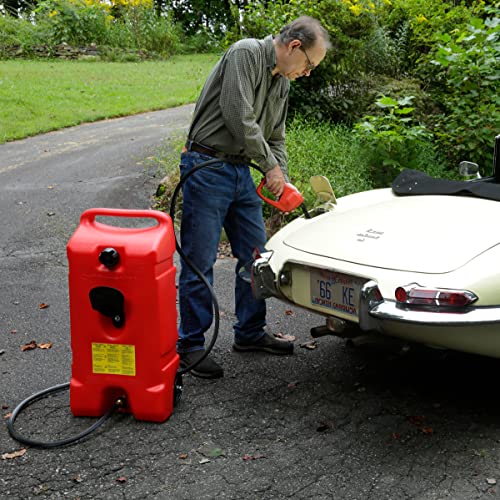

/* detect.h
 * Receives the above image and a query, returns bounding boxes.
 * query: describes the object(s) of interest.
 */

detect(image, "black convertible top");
[392,169,500,202]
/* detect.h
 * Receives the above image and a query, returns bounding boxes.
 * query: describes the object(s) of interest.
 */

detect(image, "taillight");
[395,285,477,308]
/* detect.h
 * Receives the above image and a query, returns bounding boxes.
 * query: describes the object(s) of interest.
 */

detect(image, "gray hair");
[277,16,331,50]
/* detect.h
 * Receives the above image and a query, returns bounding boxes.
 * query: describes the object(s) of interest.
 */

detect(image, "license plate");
[309,268,366,318]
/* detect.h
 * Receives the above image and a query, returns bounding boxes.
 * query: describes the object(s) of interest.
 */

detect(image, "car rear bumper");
[371,299,500,326]
[251,255,500,329]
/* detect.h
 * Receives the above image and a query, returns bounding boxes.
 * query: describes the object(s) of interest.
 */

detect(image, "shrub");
[0,11,48,54]
[380,0,480,74]
[429,7,500,173]
[354,95,449,186]
[34,0,110,46]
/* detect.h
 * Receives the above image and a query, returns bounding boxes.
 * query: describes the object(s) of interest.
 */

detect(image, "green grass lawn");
[0,54,219,142]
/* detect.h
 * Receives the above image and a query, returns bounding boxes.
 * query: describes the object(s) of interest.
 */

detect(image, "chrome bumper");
[371,300,500,326]
[251,256,500,328]
[251,253,279,300]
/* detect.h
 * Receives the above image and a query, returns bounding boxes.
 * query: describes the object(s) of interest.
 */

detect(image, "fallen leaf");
[72,474,83,483]
[274,332,296,342]
[39,303,50,309]
[299,340,318,350]
[2,448,27,460]
[199,458,210,464]
[1,405,8,410]
[420,427,433,435]
[178,453,188,460]
[242,454,265,461]
[116,477,127,483]
[21,340,37,351]
[285,309,295,316]
[10,329,17,334]
[3,413,12,419]
[209,448,224,458]
[287,381,299,389]
[37,342,53,350]
[392,432,401,440]
[407,415,425,425]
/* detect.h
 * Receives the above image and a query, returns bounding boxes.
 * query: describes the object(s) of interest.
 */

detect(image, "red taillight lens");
[395,285,477,308]
[395,287,407,303]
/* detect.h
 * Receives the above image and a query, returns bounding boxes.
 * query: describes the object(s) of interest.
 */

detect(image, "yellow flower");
[416,14,428,23]
[349,4,363,16]
[49,9,58,16]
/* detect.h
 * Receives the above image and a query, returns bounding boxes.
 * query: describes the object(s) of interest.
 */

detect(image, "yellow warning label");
[92,343,136,376]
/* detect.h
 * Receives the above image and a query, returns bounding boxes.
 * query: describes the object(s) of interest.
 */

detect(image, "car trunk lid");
[283,195,499,273]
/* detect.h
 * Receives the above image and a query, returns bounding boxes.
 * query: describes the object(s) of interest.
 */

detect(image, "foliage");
[164,0,235,38]
[1,0,180,57]
[380,0,481,74]
[34,0,111,46]
[0,10,48,52]
[354,95,447,186]
[107,4,179,56]
[429,8,500,173]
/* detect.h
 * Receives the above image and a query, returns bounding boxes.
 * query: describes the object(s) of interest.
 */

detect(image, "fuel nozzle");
[256,179,310,218]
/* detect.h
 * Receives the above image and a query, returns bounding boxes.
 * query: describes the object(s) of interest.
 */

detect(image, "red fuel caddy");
[67,208,179,422]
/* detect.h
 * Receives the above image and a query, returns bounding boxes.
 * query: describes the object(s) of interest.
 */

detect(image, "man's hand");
[265,165,286,197]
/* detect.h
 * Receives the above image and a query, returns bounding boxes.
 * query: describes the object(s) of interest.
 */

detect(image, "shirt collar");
[264,34,276,73]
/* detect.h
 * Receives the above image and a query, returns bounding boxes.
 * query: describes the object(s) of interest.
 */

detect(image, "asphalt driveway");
[2,106,500,499]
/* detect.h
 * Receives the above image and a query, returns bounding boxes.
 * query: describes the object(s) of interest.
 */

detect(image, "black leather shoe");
[179,350,224,379]
[233,332,294,355]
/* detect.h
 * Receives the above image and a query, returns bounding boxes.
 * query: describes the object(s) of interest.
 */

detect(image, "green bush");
[380,0,480,74]
[107,5,179,56]
[1,0,181,57]
[34,0,110,46]
[354,95,449,186]
[429,7,500,173]
[0,11,48,54]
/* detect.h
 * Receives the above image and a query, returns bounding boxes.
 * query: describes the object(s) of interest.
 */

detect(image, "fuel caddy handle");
[79,208,171,228]
[256,179,305,213]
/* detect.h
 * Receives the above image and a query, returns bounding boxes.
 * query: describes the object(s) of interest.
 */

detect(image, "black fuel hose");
[170,158,223,375]
[6,383,125,448]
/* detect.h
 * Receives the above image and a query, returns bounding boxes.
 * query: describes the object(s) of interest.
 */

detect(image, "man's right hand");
[265,165,286,197]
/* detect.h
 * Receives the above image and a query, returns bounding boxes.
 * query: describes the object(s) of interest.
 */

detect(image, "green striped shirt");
[188,35,290,176]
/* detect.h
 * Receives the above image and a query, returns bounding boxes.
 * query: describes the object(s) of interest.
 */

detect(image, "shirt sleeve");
[267,95,289,181]
[219,47,283,173]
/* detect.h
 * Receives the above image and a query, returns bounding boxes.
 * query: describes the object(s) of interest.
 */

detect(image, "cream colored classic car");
[252,136,500,358]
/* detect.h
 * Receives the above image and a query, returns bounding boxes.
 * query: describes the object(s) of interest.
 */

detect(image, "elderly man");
[178,16,331,378]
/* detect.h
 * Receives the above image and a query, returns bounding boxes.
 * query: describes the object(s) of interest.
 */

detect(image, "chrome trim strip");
[370,301,500,326]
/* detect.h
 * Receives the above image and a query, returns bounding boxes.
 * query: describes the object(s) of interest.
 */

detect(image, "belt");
[184,140,249,164]
[185,140,218,157]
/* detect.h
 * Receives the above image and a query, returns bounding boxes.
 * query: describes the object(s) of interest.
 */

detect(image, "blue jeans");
[177,151,267,353]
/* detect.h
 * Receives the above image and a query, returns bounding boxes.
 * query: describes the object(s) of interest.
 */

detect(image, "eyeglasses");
[299,46,315,72]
